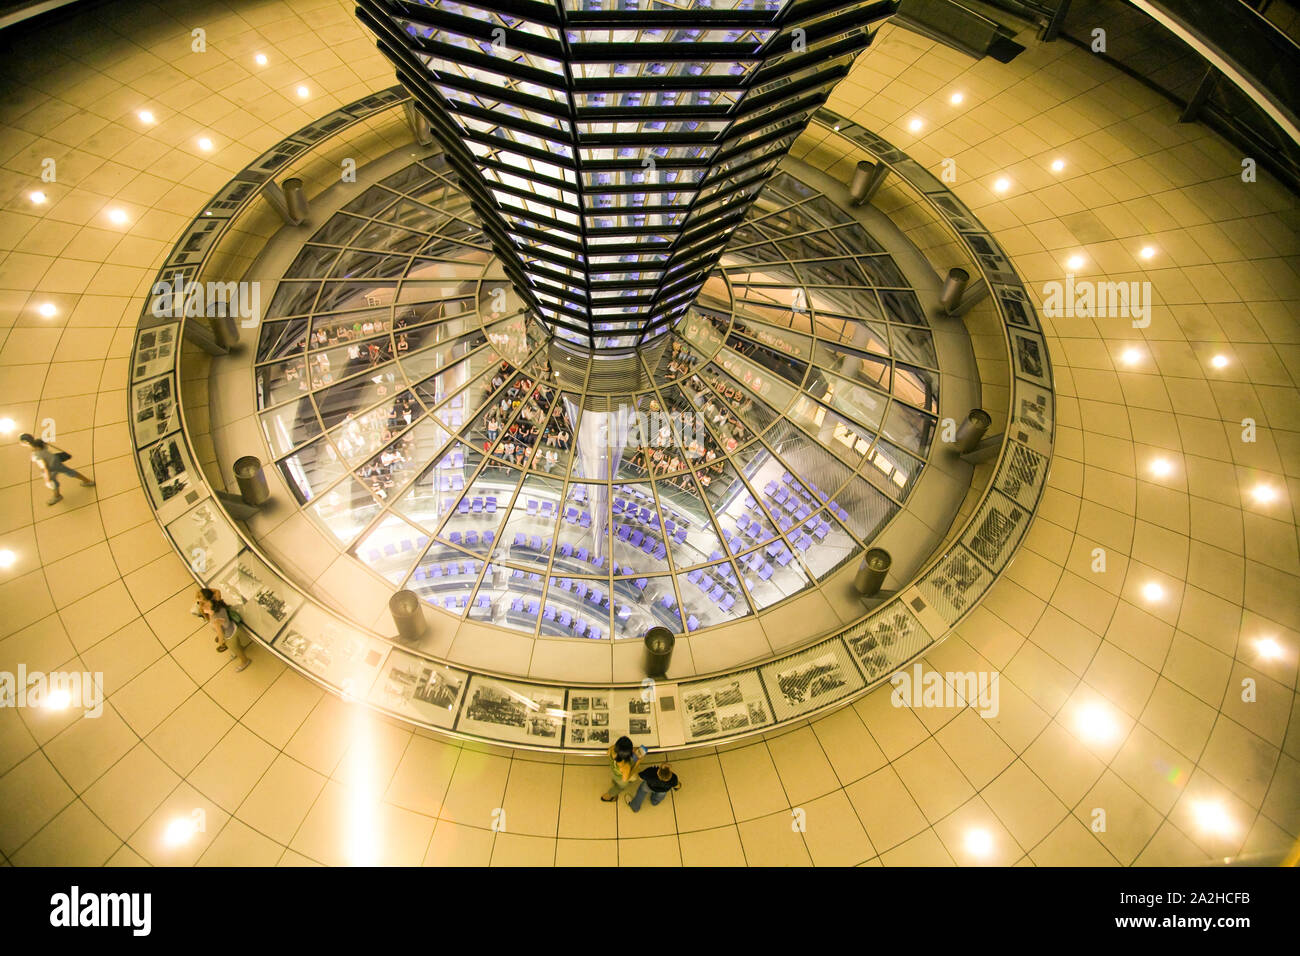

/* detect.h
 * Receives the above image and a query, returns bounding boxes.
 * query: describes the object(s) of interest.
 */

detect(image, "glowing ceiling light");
[964,828,993,857]
[1139,245,1157,260]
[0,418,14,434]
[43,688,72,710]
[1076,703,1118,743]
[164,816,198,846]
[0,549,15,569]
[950,92,964,105]
[1066,254,1086,271]
[1192,800,1233,835]
[137,109,155,124]
[197,137,214,151]
[37,302,57,318]
[1250,484,1277,504]
[1149,458,1172,478]
[297,85,309,99]
[30,190,47,204]
[1255,637,1282,660]
[1121,348,1142,366]
[1210,354,1229,368]
[255,53,268,66]
[1050,158,1065,173]
[1142,581,1164,602]
[908,117,923,132]
[993,177,1011,193]
[107,208,128,225]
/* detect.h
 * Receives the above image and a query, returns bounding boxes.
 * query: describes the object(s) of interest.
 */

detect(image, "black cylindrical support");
[643,626,675,678]
[849,160,889,206]
[283,177,309,223]
[212,312,239,350]
[940,267,970,313]
[955,408,993,454]
[233,455,269,506]
[390,589,427,643]
[854,548,891,597]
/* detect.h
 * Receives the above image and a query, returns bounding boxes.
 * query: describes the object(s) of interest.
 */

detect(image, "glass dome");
[253,157,941,642]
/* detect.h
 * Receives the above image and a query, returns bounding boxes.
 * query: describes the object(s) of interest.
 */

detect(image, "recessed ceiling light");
[964,829,993,857]
[43,688,72,710]
[908,117,923,132]
[949,92,964,105]
[0,549,15,569]
[297,85,309,99]
[1066,254,1086,271]
[1121,348,1142,366]
[1050,158,1065,173]
[255,53,268,66]
[0,418,14,434]
[1250,484,1277,504]
[1192,800,1233,835]
[107,208,128,225]
[1210,354,1229,368]
[993,177,1011,193]
[37,302,56,318]
[29,190,46,204]
[1255,637,1282,660]
[197,137,213,151]
[1142,581,1164,602]
[1149,458,1172,477]
[137,109,155,124]
[1076,703,1118,743]
[1139,245,1157,260]
[164,816,199,846]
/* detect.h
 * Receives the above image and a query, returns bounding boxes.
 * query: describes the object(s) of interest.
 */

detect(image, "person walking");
[196,587,252,672]
[20,434,94,506]
[601,735,648,802]
[628,763,682,813]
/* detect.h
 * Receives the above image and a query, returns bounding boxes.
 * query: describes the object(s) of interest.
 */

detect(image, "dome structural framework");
[253,156,947,644]
[354,0,900,349]
[133,87,1052,751]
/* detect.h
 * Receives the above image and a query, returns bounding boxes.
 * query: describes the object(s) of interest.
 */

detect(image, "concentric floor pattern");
[0,0,1297,866]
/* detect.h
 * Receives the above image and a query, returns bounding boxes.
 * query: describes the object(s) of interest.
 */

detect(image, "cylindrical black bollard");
[939,267,970,313]
[849,160,889,206]
[212,312,239,350]
[644,626,675,678]
[283,177,309,223]
[390,589,427,643]
[854,548,891,597]
[233,455,270,506]
[955,408,993,454]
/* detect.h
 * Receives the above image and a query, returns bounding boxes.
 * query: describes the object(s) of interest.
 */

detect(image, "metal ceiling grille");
[356,0,898,350]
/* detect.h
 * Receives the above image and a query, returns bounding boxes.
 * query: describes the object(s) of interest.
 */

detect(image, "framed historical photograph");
[455,675,566,747]
[165,498,243,585]
[367,647,466,728]
[138,433,193,507]
[131,374,179,445]
[760,640,864,722]
[209,549,303,642]
[272,603,387,695]
[680,671,771,742]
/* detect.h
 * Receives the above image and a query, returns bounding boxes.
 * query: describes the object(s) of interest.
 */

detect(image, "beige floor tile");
[879,828,955,866]
[844,766,928,853]
[491,831,556,866]
[717,744,789,822]
[81,741,179,840]
[618,834,682,867]
[235,753,326,845]
[1029,815,1120,866]
[765,726,841,806]
[555,838,618,866]
[10,798,121,866]
[197,817,286,867]
[892,738,976,823]
[679,825,747,866]
[438,748,511,828]
[499,758,562,838]
[423,820,495,866]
